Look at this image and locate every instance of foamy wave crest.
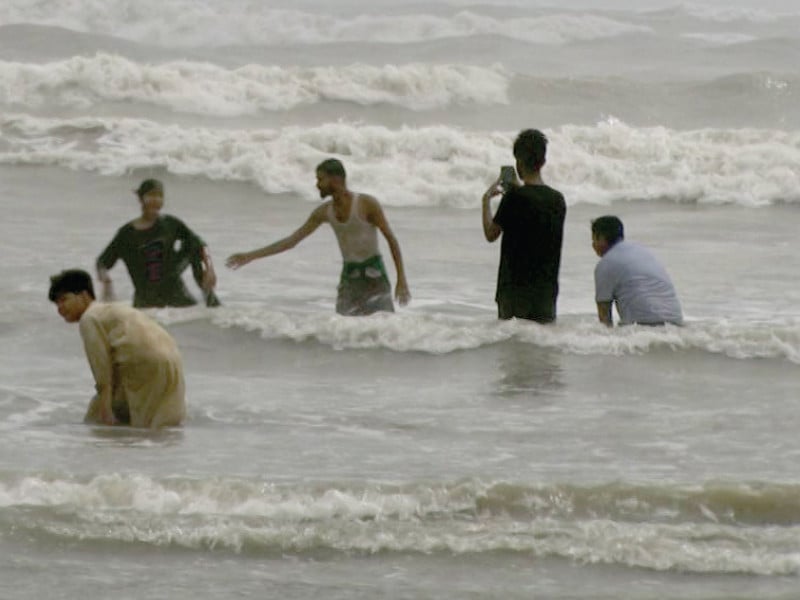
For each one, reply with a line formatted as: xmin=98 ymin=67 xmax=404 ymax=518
xmin=680 ymin=4 xmax=800 ymax=24
xmin=552 ymin=118 xmax=800 ymax=206
xmin=0 ymin=54 xmax=509 ymax=114
xmin=197 ymin=307 xmax=800 ymax=363
xmin=3 ymin=472 xmax=800 ymax=574
xmin=2 ymin=114 xmax=799 ymax=207
xmin=527 ymin=317 xmax=800 ymax=364
xmin=682 ymin=32 xmax=758 ymax=45
xmin=0 ymin=2 xmax=651 ymax=47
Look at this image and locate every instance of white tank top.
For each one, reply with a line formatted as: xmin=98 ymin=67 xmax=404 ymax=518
xmin=327 ymin=194 xmax=380 ymax=262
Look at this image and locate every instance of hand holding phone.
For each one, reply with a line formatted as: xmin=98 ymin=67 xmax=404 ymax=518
xmin=499 ymin=165 xmax=518 ymax=192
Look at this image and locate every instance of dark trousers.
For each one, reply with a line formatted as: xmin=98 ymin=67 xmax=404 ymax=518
xmin=497 ymin=291 xmax=556 ymax=324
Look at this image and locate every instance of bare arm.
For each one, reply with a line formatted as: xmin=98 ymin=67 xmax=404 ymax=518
xmin=364 ymin=196 xmax=410 ymax=306
xmin=96 ymin=266 xmax=115 ymax=302
xmin=482 ymin=181 xmax=503 ymax=242
xmin=96 ymin=231 xmax=123 ymax=302
xmin=596 ymin=301 xmax=613 ymax=327
xmin=226 ymin=206 xmax=327 ymax=270
xmin=198 ymin=246 xmax=217 ymax=290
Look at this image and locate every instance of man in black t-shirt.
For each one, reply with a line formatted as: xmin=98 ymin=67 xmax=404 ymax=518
xmin=97 ymin=179 xmax=220 ymax=308
xmin=481 ymin=129 xmax=566 ymax=323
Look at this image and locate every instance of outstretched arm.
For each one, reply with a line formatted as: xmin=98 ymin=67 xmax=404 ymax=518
xmin=226 ymin=206 xmax=326 ymax=270
xmin=364 ymin=196 xmax=410 ymax=306
xmin=482 ymin=180 xmax=503 ymax=242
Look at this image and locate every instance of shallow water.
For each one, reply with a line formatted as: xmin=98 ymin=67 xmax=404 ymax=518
xmin=2 ymin=1 xmax=800 ymax=597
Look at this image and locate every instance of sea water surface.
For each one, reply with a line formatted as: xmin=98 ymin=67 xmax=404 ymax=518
xmin=1 ymin=1 xmax=800 ymax=598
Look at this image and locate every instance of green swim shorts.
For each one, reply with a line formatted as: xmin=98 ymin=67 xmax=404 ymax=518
xmin=336 ymin=255 xmax=394 ymax=316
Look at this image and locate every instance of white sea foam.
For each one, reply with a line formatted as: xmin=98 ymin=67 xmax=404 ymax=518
xmin=0 ymin=2 xmax=652 ymax=47
xmin=0 ymin=55 xmax=510 ymax=114
xmin=682 ymin=32 xmax=758 ymax=45
xmin=187 ymin=307 xmax=800 ymax=363
xmin=680 ymin=4 xmax=798 ymax=24
xmin=2 ymin=114 xmax=799 ymax=208
xmin=3 ymin=473 xmax=800 ymax=574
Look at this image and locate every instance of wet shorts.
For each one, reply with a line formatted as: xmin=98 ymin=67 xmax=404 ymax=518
xmin=496 ymin=289 xmax=556 ymax=324
xmin=336 ymin=255 xmax=394 ymax=316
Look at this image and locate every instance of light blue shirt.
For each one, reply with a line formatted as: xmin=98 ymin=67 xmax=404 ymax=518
xmin=594 ymin=240 xmax=683 ymax=325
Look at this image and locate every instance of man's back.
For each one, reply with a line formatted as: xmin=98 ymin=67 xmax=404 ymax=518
xmin=494 ymin=184 xmax=566 ymax=294
xmin=594 ymin=240 xmax=683 ymax=325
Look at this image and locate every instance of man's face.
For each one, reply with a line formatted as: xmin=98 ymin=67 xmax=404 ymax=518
xmin=55 ymin=292 xmax=90 ymax=323
xmin=316 ymin=171 xmax=332 ymax=198
xmin=592 ymin=233 xmax=609 ymax=257
xmin=139 ymin=191 xmax=164 ymax=221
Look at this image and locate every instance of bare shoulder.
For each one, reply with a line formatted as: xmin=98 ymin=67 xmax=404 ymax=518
xmin=358 ymin=193 xmax=381 ymax=208
xmin=310 ymin=202 xmax=331 ymax=222
xmin=358 ymin=193 xmax=384 ymax=219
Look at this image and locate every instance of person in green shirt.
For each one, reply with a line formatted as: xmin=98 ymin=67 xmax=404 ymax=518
xmin=96 ymin=179 xmax=220 ymax=308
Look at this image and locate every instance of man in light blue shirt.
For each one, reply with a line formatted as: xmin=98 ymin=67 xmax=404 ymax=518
xmin=591 ymin=216 xmax=683 ymax=327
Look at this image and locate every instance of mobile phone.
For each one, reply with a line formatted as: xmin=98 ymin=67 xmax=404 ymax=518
xmin=499 ymin=165 xmax=517 ymax=191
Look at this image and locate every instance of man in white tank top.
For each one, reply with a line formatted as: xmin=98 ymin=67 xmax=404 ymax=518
xmin=226 ymin=159 xmax=411 ymax=316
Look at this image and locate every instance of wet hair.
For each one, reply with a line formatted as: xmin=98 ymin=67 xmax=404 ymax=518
xmin=135 ymin=178 xmax=164 ymax=199
xmin=591 ymin=215 xmax=625 ymax=246
xmin=316 ymin=158 xmax=346 ymax=179
xmin=513 ymin=129 xmax=548 ymax=172
xmin=48 ymin=269 xmax=95 ymax=302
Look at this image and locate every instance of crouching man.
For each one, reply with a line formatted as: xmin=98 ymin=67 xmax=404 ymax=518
xmin=49 ymin=269 xmax=186 ymax=428
xmin=591 ymin=216 xmax=683 ymax=327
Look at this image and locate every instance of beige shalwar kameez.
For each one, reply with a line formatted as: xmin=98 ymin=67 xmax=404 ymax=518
xmin=79 ymin=302 xmax=186 ymax=428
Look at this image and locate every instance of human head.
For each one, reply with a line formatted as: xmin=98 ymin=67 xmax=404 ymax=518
xmin=48 ymin=269 xmax=95 ymax=322
xmin=513 ymin=129 xmax=548 ymax=176
xmin=135 ymin=178 xmax=164 ymax=198
xmin=316 ymin=158 xmax=347 ymax=198
xmin=134 ymin=178 xmax=164 ymax=221
xmin=591 ymin=215 xmax=625 ymax=257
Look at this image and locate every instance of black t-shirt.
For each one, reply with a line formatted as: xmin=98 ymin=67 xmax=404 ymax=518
xmin=97 ymin=215 xmax=205 ymax=307
xmin=493 ymin=184 xmax=566 ymax=300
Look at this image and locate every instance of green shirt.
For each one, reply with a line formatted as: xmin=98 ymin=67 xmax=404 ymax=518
xmin=97 ymin=215 xmax=207 ymax=308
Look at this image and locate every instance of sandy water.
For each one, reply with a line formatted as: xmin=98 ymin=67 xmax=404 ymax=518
xmin=2 ymin=164 xmax=800 ymax=598
xmin=2 ymin=0 xmax=800 ymax=596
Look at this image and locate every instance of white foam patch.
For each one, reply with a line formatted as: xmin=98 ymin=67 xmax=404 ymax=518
xmin=680 ymin=4 xmax=798 ymax=24
xmin=0 ymin=473 xmax=466 ymax=519
xmin=203 ymin=307 xmax=800 ymax=363
xmin=0 ymin=55 xmax=510 ymax=114
xmin=682 ymin=32 xmax=758 ymax=45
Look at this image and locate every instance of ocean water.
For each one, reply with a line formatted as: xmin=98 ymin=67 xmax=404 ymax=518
xmin=2 ymin=1 xmax=800 ymax=598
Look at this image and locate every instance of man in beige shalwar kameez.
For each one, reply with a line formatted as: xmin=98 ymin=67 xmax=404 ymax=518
xmin=49 ymin=269 xmax=186 ymax=428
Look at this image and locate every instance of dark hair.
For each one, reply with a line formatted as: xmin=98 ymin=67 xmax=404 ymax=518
xmin=316 ymin=158 xmax=346 ymax=179
xmin=591 ymin=215 xmax=625 ymax=246
xmin=135 ymin=178 xmax=164 ymax=199
xmin=513 ymin=129 xmax=548 ymax=172
xmin=48 ymin=269 xmax=95 ymax=302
